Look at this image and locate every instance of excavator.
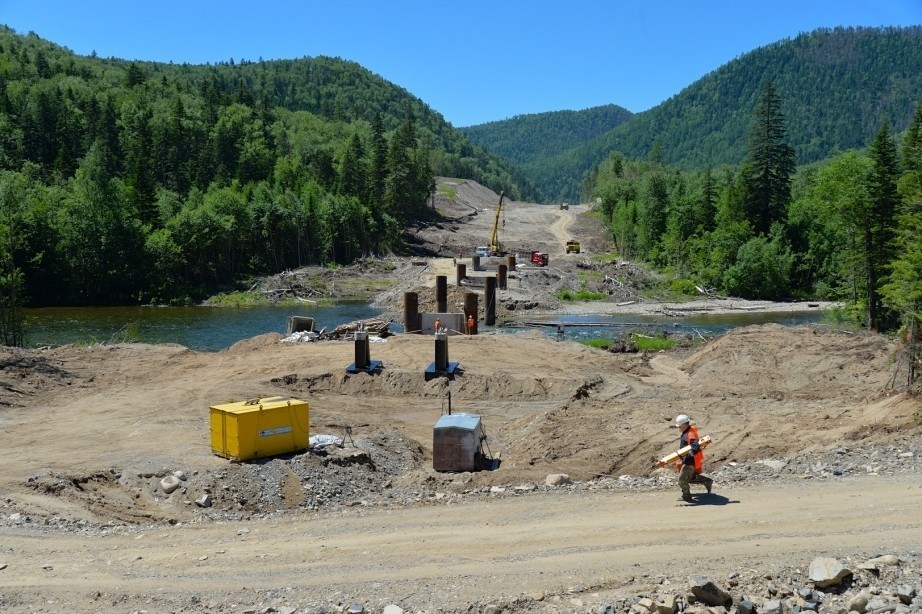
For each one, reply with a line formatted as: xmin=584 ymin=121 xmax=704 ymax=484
xmin=487 ymin=191 xmax=505 ymax=255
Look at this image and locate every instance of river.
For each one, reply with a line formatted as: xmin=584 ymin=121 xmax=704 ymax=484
xmin=22 ymin=304 xmax=825 ymax=351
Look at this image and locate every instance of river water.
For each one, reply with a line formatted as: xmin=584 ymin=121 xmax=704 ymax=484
xmin=22 ymin=304 xmax=825 ymax=352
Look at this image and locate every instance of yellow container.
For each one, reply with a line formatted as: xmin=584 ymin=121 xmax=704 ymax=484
xmin=209 ymin=396 xmax=310 ymax=461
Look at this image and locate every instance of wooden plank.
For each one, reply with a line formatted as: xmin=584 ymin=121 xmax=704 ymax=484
xmin=659 ymin=435 xmax=713 ymax=465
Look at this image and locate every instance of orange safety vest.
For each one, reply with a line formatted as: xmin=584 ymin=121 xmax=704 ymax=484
xmin=676 ymin=424 xmax=704 ymax=473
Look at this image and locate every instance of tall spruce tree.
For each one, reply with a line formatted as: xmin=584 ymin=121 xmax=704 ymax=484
xmin=866 ymin=120 xmax=901 ymax=330
xmin=902 ymin=99 xmax=922 ymax=199
xmin=904 ymin=101 xmax=922 ymax=174
xmin=741 ymin=81 xmax=795 ymax=235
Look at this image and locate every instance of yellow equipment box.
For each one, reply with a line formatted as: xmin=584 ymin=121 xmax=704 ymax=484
xmin=209 ymin=396 xmax=310 ymax=461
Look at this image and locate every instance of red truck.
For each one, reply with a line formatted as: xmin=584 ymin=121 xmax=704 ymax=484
xmin=530 ymin=251 xmax=549 ymax=266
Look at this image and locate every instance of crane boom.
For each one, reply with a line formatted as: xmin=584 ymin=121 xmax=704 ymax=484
xmin=488 ymin=191 xmax=505 ymax=255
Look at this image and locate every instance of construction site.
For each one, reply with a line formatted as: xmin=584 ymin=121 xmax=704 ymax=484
xmin=0 ymin=179 xmax=920 ymax=614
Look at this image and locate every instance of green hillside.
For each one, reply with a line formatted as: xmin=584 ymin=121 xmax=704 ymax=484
xmin=0 ymin=26 xmax=538 ymax=307
xmin=468 ymin=26 xmax=922 ymax=203
xmin=459 ymin=104 xmax=633 ymax=167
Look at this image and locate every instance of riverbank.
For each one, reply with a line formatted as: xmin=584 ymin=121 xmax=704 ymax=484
xmin=540 ymin=297 xmax=841 ymax=316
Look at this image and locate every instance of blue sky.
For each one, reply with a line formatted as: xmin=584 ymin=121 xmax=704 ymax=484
xmin=1 ymin=1 xmax=920 ymax=127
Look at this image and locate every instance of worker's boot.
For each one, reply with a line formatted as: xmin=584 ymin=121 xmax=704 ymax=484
xmin=703 ymin=477 xmax=713 ymax=494
xmin=680 ymin=493 xmax=693 ymax=503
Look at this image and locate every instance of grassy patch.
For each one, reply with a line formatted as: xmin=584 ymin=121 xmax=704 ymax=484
xmin=820 ymin=305 xmax=865 ymax=330
xmin=438 ymin=185 xmax=457 ymax=200
xmin=577 ymin=269 xmax=604 ymax=282
xmin=333 ymin=277 xmax=395 ymax=301
xmin=667 ymin=277 xmax=700 ymax=297
xmin=581 ymin=339 xmax=612 ymax=349
xmin=206 ymin=291 xmax=272 ymax=307
xmin=595 ymin=251 xmax=623 ymax=264
xmin=556 ymin=289 xmax=608 ymax=301
xmin=632 ymin=332 xmax=675 ymax=351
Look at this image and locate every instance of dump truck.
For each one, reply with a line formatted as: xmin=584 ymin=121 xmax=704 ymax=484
xmin=530 ymin=251 xmax=548 ymax=266
xmin=566 ymin=241 xmax=580 ymax=254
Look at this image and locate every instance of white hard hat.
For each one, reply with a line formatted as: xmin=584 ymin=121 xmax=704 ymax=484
xmin=675 ymin=414 xmax=690 ymax=427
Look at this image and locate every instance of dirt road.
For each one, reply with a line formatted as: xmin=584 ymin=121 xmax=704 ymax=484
xmin=3 ymin=476 xmax=919 ymax=612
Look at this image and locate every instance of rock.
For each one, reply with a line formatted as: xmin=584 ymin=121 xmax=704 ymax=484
xmin=847 ymin=589 xmax=871 ymax=613
xmin=382 ymin=605 xmax=404 ymax=614
xmin=859 ymin=554 xmax=901 ymax=569
xmin=160 ymin=475 xmax=182 ymax=494
xmin=688 ymin=575 xmax=733 ymax=607
xmin=545 ymin=473 xmax=571 ymax=486
xmin=195 ymin=494 xmax=212 ymax=508
xmin=738 ymin=596 xmax=755 ymax=614
xmin=757 ymin=459 xmax=788 ymax=472
xmin=656 ymin=594 xmax=676 ymax=614
xmin=346 ymin=602 xmax=364 ymax=613
xmin=895 ymin=584 xmax=916 ymax=604
xmin=762 ymin=599 xmax=785 ymax=613
xmin=636 ymin=596 xmax=655 ymax=611
xmin=808 ymin=556 xmax=852 ymax=588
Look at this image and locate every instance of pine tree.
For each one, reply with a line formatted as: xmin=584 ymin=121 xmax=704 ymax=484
xmin=741 ymin=81 xmax=796 ymax=235
xmin=699 ymin=168 xmax=717 ymax=232
xmin=339 ymin=132 xmax=367 ymax=200
xmin=866 ymin=120 xmax=901 ymax=329
xmin=903 ymin=100 xmax=922 ymax=175
xmin=125 ymin=62 xmax=145 ymax=88
xmin=368 ymin=113 xmax=387 ymax=208
xmin=367 ymin=114 xmax=389 ymax=250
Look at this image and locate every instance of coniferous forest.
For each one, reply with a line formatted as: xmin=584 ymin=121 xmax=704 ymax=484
xmin=0 ymin=25 xmax=921 ymax=358
xmin=0 ymin=26 xmax=536 ymax=316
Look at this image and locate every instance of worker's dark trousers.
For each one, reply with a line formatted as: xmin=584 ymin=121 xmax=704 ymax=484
xmin=679 ymin=465 xmax=712 ymax=496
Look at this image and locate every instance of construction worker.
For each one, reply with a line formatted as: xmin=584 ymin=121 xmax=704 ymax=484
xmin=434 ymin=318 xmax=441 ymax=333
xmin=661 ymin=414 xmax=713 ymax=503
xmin=467 ymin=314 xmax=475 ymax=334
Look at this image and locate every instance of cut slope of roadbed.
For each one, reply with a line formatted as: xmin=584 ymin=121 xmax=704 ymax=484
xmin=3 ymin=434 xmax=917 ymax=534
xmin=1 ymin=445 xmax=919 ymax=614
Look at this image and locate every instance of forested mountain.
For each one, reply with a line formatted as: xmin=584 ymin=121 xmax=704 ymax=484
xmin=467 ymin=26 xmax=922 ymax=203
xmin=0 ymin=26 xmax=539 ymax=309
xmin=459 ymin=104 xmax=633 ymax=167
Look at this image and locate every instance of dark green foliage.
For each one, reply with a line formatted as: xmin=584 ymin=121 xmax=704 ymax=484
xmin=0 ymin=170 xmax=26 ymax=345
xmin=864 ymin=122 xmax=902 ymax=329
xmin=460 ymin=105 xmax=633 ymax=167
xmin=740 ymin=81 xmax=795 ymax=235
xmin=721 ymin=230 xmax=794 ymax=299
xmin=0 ymin=26 xmax=535 ymax=307
xmin=467 ymin=26 xmax=922 ymax=203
